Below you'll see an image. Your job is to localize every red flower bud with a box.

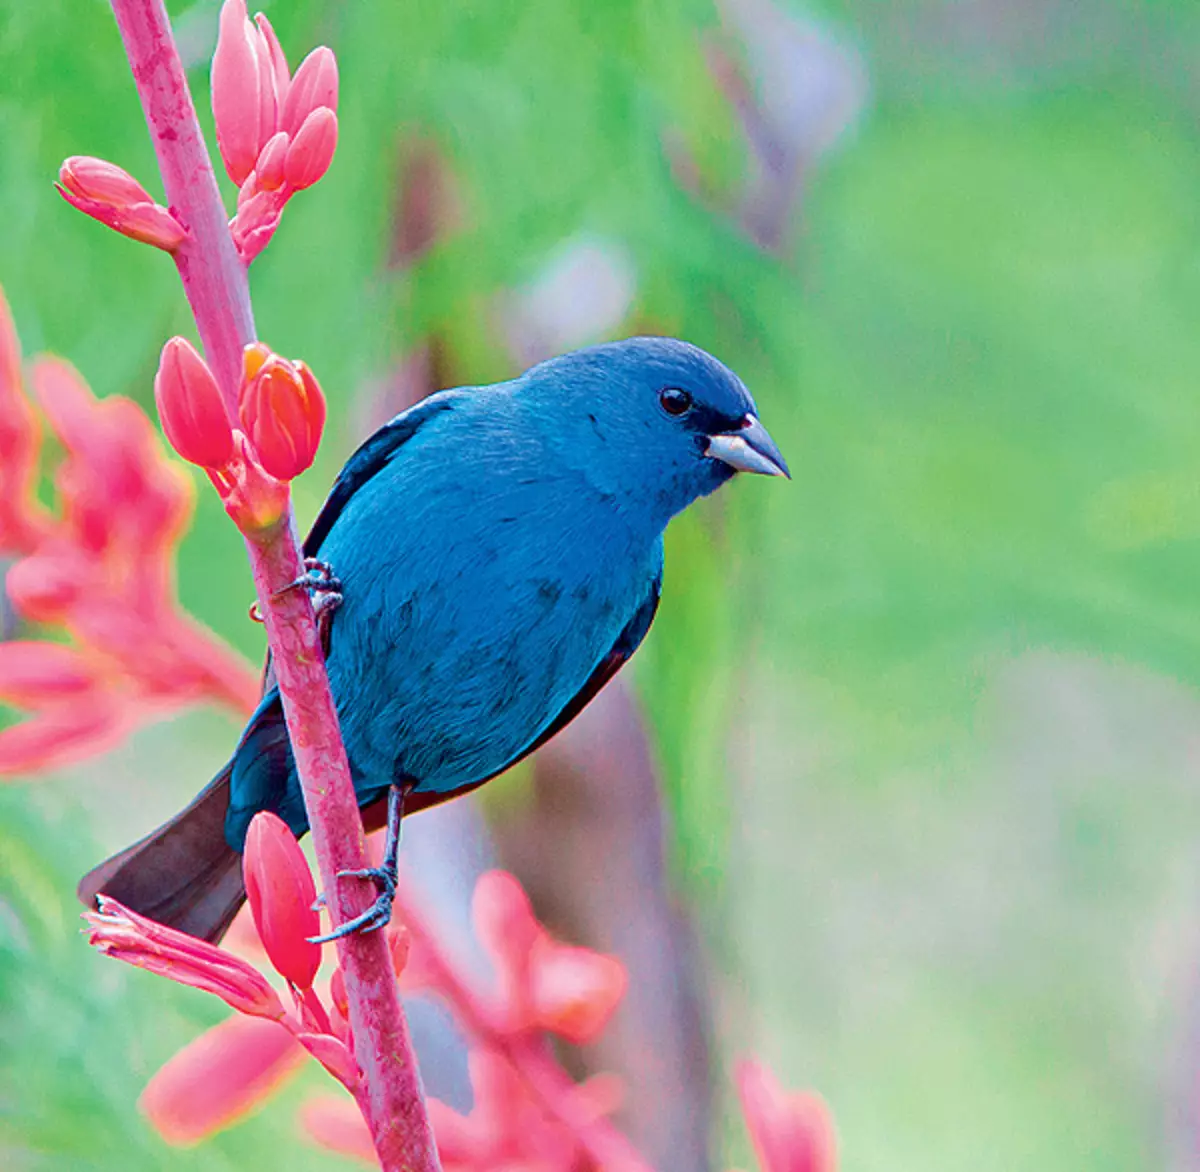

[284,107,338,190]
[57,157,187,252]
[238,346,326,481]
[281,46,339,138]
[154,337,235,469]
[242,811,321,988]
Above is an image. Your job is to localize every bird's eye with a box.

[659,387,693,417]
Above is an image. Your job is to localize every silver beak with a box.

[705,415,790,479]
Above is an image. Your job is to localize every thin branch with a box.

[106,2,439,1166]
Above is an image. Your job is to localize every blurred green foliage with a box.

[4,0,1200,1169]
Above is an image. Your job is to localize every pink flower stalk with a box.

[57,156,188,251]
[735,1061,838,1172]
[238,342,326,481]
[154,336,235,469]
[82,2,435,1166]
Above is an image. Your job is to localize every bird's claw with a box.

[249,558,343,624]
[308,862,397,944]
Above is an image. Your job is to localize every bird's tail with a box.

[77,765,245,945]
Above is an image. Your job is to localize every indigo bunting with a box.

[79,337,787,942]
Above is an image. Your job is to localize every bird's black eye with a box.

[659,387,693,417]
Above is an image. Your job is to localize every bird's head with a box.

[524,336,788,530]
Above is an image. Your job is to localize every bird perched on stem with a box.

[79,337,788,942]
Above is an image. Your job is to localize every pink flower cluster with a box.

[0,285,258,775]
[214,0,339,264]
[87,812,363,1134]
[87,816,835,1172]
[155,336,327,533]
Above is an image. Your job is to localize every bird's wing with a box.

[303,393,458,557]
[397,573,663,818]
[256,394,460,687]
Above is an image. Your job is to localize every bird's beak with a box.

[705,415,790,479]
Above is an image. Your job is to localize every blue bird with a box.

[79,337,788,942]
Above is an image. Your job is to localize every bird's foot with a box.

[308,860,398,943]
[249,558,343,625]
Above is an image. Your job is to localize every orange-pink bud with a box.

[255,131,290,191]
[281,46,339,138]
[284,107,338,190]
[211,0,278,185]
[154,337,235,469]
[57,157,187,251]
[238,346,326,481]
[242,811,321,988]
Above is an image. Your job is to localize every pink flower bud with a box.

[255,131,290,191]
[281,46,338,137]
[242,811,321,989]
[57,157,187,252]
[284,107,338,190]
[211,0,278,185]
[238,346,326,481]
[255,13,291,105]
[60,155,153,206]
[154,337,235,469]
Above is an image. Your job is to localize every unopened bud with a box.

[243,812,321,988]
[154,337,235,469]
[238,346,326,481]
[57,157,187,252]
[281,46,338,138]
[284,108,338,191]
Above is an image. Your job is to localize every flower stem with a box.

[107,2,439,1167]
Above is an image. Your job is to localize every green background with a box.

[4,0,1200,1168]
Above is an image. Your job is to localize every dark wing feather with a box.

[303,394,457,558]
[257,394,459,690]
[392,575,663,820]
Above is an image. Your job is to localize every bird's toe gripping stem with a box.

[250,557,344,625]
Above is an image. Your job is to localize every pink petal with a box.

[736,1060,837,1172]
[141,1014,306,1145]
[299,1094,376,1162]
[211,0,265,184]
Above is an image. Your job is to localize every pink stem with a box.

[107,3,439,1168]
